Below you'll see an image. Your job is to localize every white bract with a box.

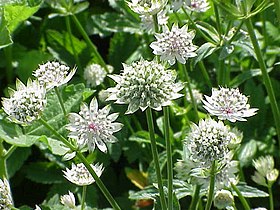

[127,0,168,15]
[0,178,13,210]
[84,63,113,87]
[66,97,122,153]
[140,8,168,33]
[1,78,46,126]
[202,87,258,122]
[171,0,210,12]
[214,189,234,209]
[150,24,197,65]
[106,59,184,114]
[60,191,76,208]
[63,163,104,186]
[33,61,76,90]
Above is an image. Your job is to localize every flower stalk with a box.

[231,182,250,210]
[81,185,87,210]
[54,87,67,117]
[205,161,216,210]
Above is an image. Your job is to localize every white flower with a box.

[186,0,210,12]
[66,97,122,153]
[0,178,13,210]
[84,63,113,87]
[202,87,258,122]
[186,88,203,104]
[252,155,279,186]
[127,0,168,15]
[61,191,76,208]
[33,61,76,90]
[1,78,46,125]
[63,163,104,186]
[214,189,234,209]
[150,24,197,65]
[106,59,184,114]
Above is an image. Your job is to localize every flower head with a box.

[106,59,184,114]
[186,88,203,104]
[150,24,197,65]
[61,191,76,208]
[66,97,122,153]
[0,178,13,210]
[1,78,46,125]
[84,63,113,87]
[214,189,234,209]
[63,162,104,186]
[186,0,210,12]
[202,87,258,122]
[127,0,168,15]
[33,61,76,90]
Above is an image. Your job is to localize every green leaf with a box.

[71,1,89,14]
[23,162,64,184]
[38,136,68,156]
[196,21,220,43]
[148,151,167,183]
[7,147,32,178]
[0,9,13,49]
[235,182,269,197]
[194,42,217,66]
[4,2,42,33]
[238,139,257,167]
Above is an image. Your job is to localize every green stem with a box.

[205,161,216,210]
[231,183,250,210]
[3,145,17,160]
[145,108,167,210]
[0,142,8,179]
[245,18,280,146]
[198,61,212,88]
[217,59,225,86]
[153,14,159,33]
[182,64,199,122]
[38,118,121,210]
[189,184,201,210]
[54,87,67,118]
[65,16,82,74]
[4,46,13,84]
[71,14,109,72]
[81,185,87,210]
[268,185,274,210]
[163,106,173,210]
[213,4,222,40]
[273,0,280,24]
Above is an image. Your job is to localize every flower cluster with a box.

[214,189,234,209]
[150,24,197,65]
[84,63,113,87]
[0,178,13,210]
[1,79,46,125]
[127,0,168,15]
[60,191,76,208]
[63,163,104,186]
[66,97,122,153]
[202,87,258,122]
[33,61,76,90]
[106,59,184,114]
[171,0,210,12]
[140,8,168,33]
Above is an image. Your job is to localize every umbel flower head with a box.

[66,97,122,153]
[214,189,234,209]
[63,163,104,186]
[0,178,13,210]
[60,191,76,208]
[202,87,258,122]
[33,61,76,90]
[171,0,210,12]
[150,24,197,65]
[1,78,46,126]
[127,0,168,15]
[84,63,113,87]
[106,59,184,114]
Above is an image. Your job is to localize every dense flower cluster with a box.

[171,0,210,12]
[1,79,46,125]
[0,178,13,210]
[84,63,113,87]
[33,61,76,90]
[202,87,258,122]
[106,59,184,114]
[63,163,104,186]
[127,0,168,15]
[150,24,197,65]
[214,189,234,209]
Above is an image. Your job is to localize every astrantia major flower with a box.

[0,178,13,210]
[84,63,113,87]
[66,97,122,153]
[214,189,234,209]
[33,61,76,90]
[1,79,46,125]
[63,163,104,186]
[127,0,168,15]
[60,191,76,208]
[106,59,184,114]
[150,24,197,65]
[186,0,210,12]
[202,87,258,122]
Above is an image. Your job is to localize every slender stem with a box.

[245,18,280,146]
[54,87,67,117]
[81,185,87,210]
[163,106,173,210]
[205,161,216,210]
[182,64,199,122]
[145,108,167,210]
[213,4,222,40]
[231,183,250,210]
[273,0,280,24]
[268,185,274,210]
[4,46,13,84]
[38,118,121,210]
[3,145,17,160]
[0,142,8,179]
[65,16,82,73]
[217,59,225,86]
[153,14,159,33]
[198,61,212,88]
[71,14,109,72]
[189,184,201,210]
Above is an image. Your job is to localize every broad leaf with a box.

[235,182,269,197]
[0,9,12,49]
[238,139,257,167]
